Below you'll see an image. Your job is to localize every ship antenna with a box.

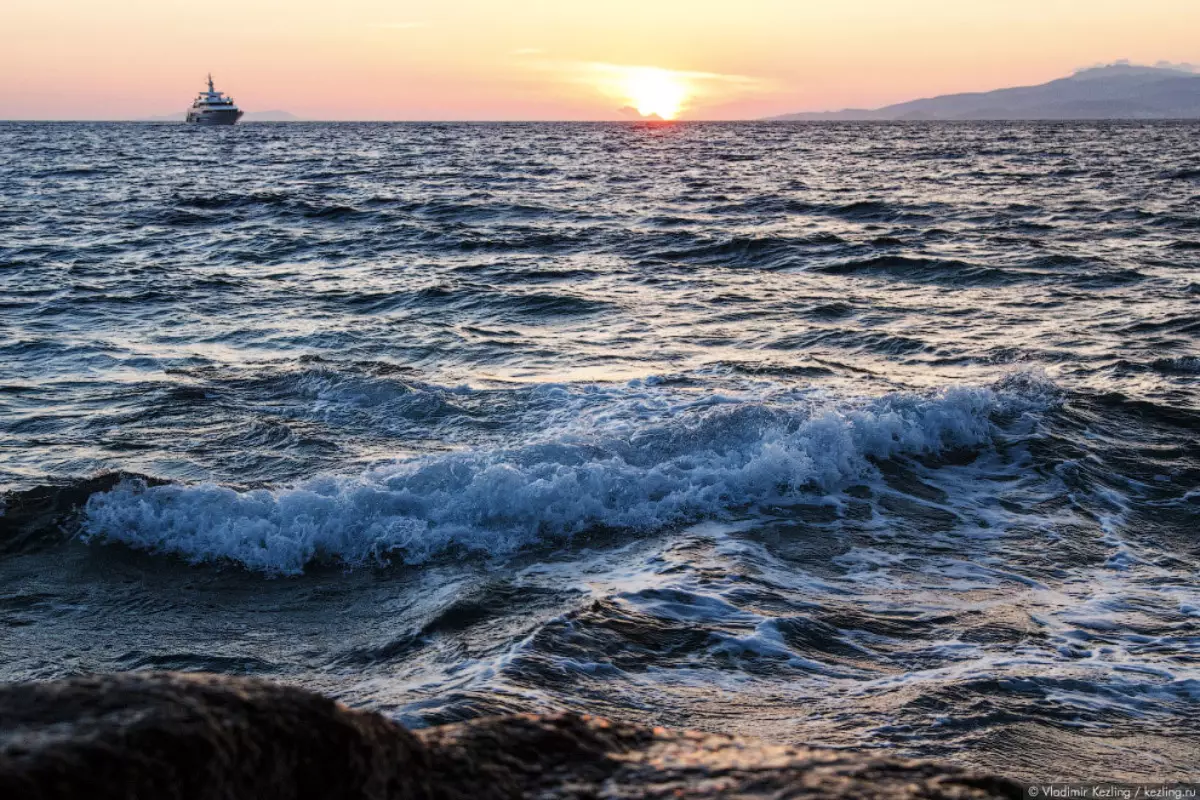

[208,73,214,93]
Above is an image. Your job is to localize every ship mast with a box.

[207,73,215,94]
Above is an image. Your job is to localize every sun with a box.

[622,68,688,120]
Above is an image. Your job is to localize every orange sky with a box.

[2,0,1198,120]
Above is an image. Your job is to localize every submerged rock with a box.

[0,672,1021,799]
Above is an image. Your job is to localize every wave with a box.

[829,200,922,221]
[816,255,1150,289]
[1,472,167,556]
[815,257,1022,287]
[80,375,1059,575]
[1153,356,1200,375]
[449,229,591,253]
[648,233,845,269]
[172,191,376,221]
[318,286,613,318]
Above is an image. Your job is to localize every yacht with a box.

[185,75,244,125]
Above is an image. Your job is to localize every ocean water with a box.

[1,121,1198,781]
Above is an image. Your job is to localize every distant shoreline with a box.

[769,64,1200,121]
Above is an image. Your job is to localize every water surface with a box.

[1,121,1197,781]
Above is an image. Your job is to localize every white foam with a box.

[82,377,1053,575]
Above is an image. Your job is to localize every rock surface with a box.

[0,672,1022,799]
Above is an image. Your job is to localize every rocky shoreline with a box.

[1,672,1021,799]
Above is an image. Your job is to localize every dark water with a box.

[1,121,1198,781]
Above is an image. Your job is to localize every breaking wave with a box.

[81,376,1056,575]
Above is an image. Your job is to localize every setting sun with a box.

[621,67,688,119]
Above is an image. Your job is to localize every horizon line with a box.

[5,117,1200,124]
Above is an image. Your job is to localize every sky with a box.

[2,0,1199,120]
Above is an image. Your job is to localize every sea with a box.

[1,121,1197,781]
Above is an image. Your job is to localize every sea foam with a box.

[81,378,1051,574]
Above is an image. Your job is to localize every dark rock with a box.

[0,672,429,800]
[0,672,1023,799]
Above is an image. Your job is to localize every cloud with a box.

[511,48,543,56]
[586,62,760,86]
[518,58,762,89]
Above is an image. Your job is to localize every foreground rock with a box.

[0,672,1021,799]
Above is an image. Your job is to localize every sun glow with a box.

[622,68,688,120]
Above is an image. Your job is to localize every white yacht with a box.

[185,75,244,125]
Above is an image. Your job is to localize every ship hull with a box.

[186,109,244,125]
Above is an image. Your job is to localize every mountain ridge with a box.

[769,64,1200,121]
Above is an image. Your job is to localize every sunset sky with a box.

[2,0,1199,120]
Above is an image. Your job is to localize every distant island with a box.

[769,63,1200,121]
[142,110,300,122]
